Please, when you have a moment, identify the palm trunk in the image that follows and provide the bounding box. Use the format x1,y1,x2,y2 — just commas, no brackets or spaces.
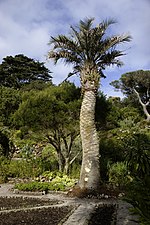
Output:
79,89,101,191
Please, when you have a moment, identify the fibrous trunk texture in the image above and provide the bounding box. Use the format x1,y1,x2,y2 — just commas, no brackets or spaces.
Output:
79,90,101,191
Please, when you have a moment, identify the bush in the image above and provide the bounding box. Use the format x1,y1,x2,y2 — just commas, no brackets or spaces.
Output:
125,132,150,179
15,182,50,192
8,159,43,178
0,157,45,181
108,162,131,188
14,174,77,192
124,132,150,225
0,156,10,183
69,162,81,179
41,171,64,181
125,176,150,225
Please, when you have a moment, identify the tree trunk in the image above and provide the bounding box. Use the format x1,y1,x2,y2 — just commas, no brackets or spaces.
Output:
57,150,65,172
133,88,150,121
64,157,70,174
79,89,101,191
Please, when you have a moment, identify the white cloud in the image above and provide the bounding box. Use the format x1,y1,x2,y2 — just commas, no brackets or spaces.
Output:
0,0,149,97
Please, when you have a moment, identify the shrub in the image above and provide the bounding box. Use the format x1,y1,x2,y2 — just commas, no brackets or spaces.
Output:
125,176,150,225
108,162,131,188
14,174,77,192
0,156,45,181
124,132,150,225
0,156,10,183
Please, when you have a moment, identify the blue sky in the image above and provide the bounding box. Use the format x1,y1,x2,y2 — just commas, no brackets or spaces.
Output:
0,0,150,97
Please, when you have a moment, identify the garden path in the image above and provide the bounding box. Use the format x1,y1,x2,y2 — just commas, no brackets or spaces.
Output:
0,183,139,225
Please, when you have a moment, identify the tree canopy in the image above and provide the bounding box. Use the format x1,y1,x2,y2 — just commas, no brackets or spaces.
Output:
48,18,132,92
0,86,21,126
0,54,52,88
111,70,150,121
12,82,81,173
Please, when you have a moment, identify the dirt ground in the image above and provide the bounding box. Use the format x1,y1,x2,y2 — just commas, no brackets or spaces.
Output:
0,206,73,225
0,183,139,225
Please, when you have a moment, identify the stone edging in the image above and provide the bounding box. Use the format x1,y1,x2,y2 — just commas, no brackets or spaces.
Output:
0,184,139,224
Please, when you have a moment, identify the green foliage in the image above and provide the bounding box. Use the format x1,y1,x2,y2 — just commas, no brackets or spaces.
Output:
0,127,15,157
0,54,52,88
14,174,77,192
123,129,150,224
69,162,81,179
95,92,110,129
0,86,21,126
12,82,81,132
41,171,64,180
0,130,11,157
0,156,10,183
15,182,51,192
111,70,150,97
41,144,58,171
125,132,150,179
108,162,131,187
111,70,150,120
0,155,49,182
48,18,131,91
20,80,53,92
106,98,141,129
125,176,150,225
99,129,126,181
4,159,42,179
12,82,81,173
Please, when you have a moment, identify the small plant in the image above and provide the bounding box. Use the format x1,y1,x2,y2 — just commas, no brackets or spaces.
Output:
41,171,64,181
125,176,150,225
0,156,10,183
14,174,77,192
124,132,150,225
108,162,131,188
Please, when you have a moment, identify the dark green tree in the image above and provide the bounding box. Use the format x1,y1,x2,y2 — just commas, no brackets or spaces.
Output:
0,86,21,126
0,130,11,157
47,17,131,192
111,70,150,121
0,54,52,88
12,82,81,173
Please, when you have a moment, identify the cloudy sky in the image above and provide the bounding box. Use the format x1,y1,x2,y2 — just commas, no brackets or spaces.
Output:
0,0,150,97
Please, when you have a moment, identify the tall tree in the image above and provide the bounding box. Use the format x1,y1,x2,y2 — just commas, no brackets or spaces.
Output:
0,54,52,88
47,17,131,193
0,86,21,126
111,70,150,121
12,82,81,173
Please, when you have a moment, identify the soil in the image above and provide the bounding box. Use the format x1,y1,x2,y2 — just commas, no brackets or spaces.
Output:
0,196,60,210
0,205,73,225
0,183,139,225
88,205,116,225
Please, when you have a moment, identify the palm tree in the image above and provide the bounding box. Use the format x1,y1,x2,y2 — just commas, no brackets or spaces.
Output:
48,18,131,193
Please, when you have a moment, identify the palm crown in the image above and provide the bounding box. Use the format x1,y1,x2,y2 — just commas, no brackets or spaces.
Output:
48,18,131,91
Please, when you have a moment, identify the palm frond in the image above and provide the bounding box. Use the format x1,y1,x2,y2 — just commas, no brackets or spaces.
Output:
47,17,132,82
98,50,124,68
48,49,81,65
100,18,117,29
102,34,132,52
49,35,78,52
79,17,94,32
